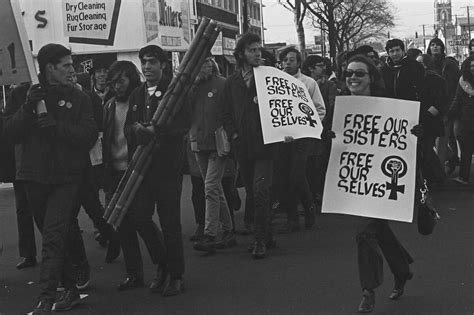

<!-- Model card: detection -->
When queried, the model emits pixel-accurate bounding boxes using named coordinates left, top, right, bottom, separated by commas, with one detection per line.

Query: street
left=0, top=175, right=472, bottom=315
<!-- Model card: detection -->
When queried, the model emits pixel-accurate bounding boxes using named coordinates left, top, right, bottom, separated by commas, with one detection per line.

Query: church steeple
left=434, top=0, right=453, bottom=29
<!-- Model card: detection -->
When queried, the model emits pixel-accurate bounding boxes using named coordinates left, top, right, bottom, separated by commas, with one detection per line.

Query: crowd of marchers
left=0, top=34, right=473, bottom=315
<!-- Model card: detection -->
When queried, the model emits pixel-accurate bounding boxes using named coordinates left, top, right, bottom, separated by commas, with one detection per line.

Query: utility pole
left=423, top=24, right=426, bottom=51
left=461, top=6, right=472, bottom=38
left=418, top=24, right=428, bottom=51
left=468, top=6, right=471, bottom=38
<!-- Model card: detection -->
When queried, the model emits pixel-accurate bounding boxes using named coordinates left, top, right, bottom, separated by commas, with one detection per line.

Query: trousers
left=14, top=181, right=37, bottom=258
left=24, top=182, right=82, bottom=301
left=356, top=219, right=413, bottom=290
left=238, top=159, right=273, bottom=242
left=195, top=151, right=233, bottom=236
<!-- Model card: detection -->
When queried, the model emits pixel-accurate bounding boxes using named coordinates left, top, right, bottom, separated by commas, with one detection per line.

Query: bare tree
left=302, top=0, right=395, bottom=60
left=278, top=0, right=307, bottom=59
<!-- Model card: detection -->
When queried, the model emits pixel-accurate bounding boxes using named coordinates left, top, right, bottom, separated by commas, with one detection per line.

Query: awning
left=224, top=55, right=236, bottom=64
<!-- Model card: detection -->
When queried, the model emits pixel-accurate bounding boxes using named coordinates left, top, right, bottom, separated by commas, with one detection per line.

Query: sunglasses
left=344, top=70, right=369, bottom=78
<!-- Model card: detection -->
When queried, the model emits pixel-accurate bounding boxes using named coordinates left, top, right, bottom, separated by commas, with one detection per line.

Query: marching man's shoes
left=358, top=289, right=375, bottom=313
left=17, top=257, right=37, bottom=269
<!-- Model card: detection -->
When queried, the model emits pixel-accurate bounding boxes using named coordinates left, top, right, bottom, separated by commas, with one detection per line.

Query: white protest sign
left=62, top=0, right=121, bottom=45
left=0, top=0, right=38, bottom=85
left=253, top=66, right=323, bottom=144
left=322, top=96, right=419, bottom=223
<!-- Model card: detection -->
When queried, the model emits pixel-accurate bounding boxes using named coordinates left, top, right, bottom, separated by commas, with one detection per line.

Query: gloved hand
left=410, top=124, right=424, bottom=138
left=37, top=113, right=56, bottom=128
left=321, top=129, right=336, bottom=140
left=284, top=136, right=294, bottom=143
left=132, top=122, right=155, bottom=145
left=25, top=84, right=46, bottom=114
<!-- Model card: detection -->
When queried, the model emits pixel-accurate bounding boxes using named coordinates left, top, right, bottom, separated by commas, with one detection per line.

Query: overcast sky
left=262, top=0, right=472, bottom=45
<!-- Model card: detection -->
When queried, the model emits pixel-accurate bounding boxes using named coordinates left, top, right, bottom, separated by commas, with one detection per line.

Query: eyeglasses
left=315, top=63, right=326, bottom=67
left=344, top=70, right=369, bottom=78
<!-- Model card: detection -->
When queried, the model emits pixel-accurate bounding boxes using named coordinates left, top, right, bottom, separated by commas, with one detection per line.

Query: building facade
left=196, top=0, right=263, bottom=76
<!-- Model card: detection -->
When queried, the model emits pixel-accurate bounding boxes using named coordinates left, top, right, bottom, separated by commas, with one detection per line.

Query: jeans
left=24, top=182, right=82, bottom=301
left=356, top=219, right=413, bottom=290
left=14, top=181, right=37, bottom=258
left=276, top=142, right=314, bottom=222
left=238, top=159, right=273, bottom=242
left=195, top=151, right=233, bottom=236
left=106, top=169, right=165, bottom=279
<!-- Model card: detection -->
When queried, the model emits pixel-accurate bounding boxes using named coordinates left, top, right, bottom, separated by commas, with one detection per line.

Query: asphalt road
left=0, top=175, right=472, bottom=315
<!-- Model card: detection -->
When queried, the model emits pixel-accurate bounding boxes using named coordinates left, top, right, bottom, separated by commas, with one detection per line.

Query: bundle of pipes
left=104, top=18, right=221, bottom=229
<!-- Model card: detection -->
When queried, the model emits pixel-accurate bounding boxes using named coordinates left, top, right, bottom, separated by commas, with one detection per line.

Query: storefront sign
left=63, top=0, right=121, bottom=45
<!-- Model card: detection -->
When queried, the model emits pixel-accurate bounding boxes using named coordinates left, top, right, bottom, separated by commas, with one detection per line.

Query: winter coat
left=124, top=82, right=191, bottom=180
left=189, top=75, right=226, bottom=151
left=219, top=70, right=276, bottom=161
left=433, top=56, right=460, bottom=104
left=419, top=71, right=448, bottom=138
left=448, top=77, right=474, bottom=132
left=381, top=56, right=425, bottom=101
left=3, top=83, right=98, bottom=184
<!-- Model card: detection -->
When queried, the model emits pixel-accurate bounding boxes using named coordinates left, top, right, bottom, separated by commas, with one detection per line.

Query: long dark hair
left=346, top=54, right=385, bottom=96
left=461, top=56, right=474, bottom=86
left=107, top=61, right=142, bottom=99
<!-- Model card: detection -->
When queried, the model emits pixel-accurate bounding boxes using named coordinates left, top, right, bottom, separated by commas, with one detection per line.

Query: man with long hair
left=220, top=33, right=276, bottom=259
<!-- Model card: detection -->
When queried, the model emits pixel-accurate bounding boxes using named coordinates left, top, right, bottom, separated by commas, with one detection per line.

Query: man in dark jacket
left=3, top=43, right=97, bottom=314
left=381, top=39, right=425, bottom=101
left=123, top=45, right=188, bottom=296
left=220, top=33, right=276, bottom=259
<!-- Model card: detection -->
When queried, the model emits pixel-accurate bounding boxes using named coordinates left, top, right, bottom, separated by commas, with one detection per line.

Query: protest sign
left=63, top=0, right=121, bottom=45
left=321, top=96, right=419, bottom=223
left=253, top=66, right=323, bottom=144
left=0, top=0, right=38, bottom=86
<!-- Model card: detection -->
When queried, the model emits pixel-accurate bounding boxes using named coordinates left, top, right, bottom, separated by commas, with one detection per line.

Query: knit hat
left=37, top=43, right=71, bottom=74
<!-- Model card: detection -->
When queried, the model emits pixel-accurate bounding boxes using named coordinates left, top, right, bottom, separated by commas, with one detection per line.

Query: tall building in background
left=434, top=0, right=456, bottom=55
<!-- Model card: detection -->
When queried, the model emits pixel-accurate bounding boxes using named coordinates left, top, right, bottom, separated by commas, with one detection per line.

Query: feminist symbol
left=298, top=103, right=318, bottom=127
left=381, top=156, right=407, bottom=200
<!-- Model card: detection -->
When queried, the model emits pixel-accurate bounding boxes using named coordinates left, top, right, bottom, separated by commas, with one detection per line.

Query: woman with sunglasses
left=340, top=55, right=417, bottom=313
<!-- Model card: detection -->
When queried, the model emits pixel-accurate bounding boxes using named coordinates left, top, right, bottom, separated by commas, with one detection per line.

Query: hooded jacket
left=381, top=55, right=425, bottom=101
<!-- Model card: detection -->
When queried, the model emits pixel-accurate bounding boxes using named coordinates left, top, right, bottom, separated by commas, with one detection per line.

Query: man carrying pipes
left=123, top=45, right=190, bottom=296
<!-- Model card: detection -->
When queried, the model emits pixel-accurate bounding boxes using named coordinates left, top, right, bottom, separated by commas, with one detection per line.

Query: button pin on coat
left=208, top=92, right=213, bottom=98
left=58, top=100, right=66, bottom=107
left=66, top=102, right=72, bottom=109
left=155, top=91, right=162, bottom=98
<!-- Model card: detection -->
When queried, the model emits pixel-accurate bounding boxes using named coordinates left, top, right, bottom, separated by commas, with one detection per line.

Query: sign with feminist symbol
left=0, top=0, right=38, bottom=86
left=322, top=96, right=419, bottom=223
left=253, top=66, right=323, bottom=144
